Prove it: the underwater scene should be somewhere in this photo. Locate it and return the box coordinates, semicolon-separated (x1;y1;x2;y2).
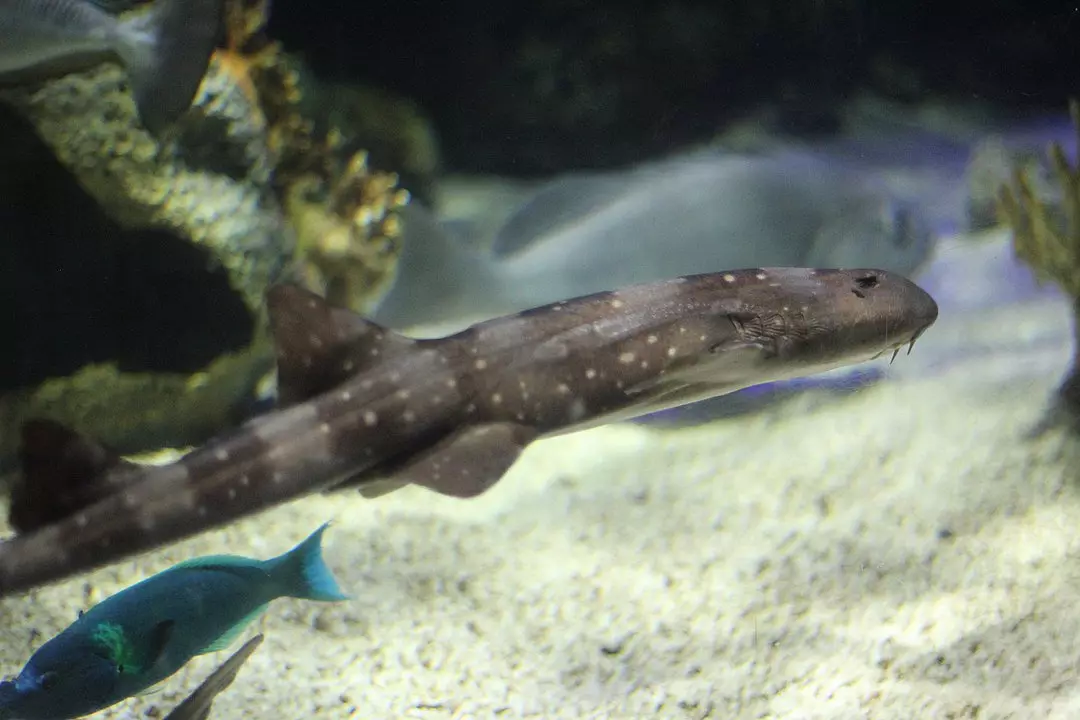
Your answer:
0;0;1079;717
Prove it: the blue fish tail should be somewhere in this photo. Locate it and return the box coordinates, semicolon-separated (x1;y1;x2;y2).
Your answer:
264;523;349;601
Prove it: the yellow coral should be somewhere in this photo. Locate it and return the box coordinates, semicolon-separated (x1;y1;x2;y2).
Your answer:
286;151;411;312
996;99;1080;297
214;0;278;110
210;0;413;313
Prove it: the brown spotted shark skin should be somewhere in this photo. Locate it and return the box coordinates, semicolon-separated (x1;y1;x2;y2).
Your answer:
0;267;938;596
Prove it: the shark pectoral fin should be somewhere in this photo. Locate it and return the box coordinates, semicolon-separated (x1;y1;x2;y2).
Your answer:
350;423;539;499
266;284;420;406
355;478;410;499
10;419;141;534
402;423;540;498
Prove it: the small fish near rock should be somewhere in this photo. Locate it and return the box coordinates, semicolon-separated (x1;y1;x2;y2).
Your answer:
0;0;224;134
0;525;345;719
0;267;938;597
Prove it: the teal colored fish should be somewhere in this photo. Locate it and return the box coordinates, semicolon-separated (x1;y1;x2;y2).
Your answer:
0;524;347;719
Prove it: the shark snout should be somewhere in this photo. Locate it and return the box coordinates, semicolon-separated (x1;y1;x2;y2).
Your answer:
844;269;938;331
829;268;940;359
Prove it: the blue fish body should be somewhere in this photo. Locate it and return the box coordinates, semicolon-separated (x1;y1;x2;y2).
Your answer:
0;524;347;719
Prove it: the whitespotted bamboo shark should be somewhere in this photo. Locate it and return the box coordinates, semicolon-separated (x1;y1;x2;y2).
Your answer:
0;267;938;596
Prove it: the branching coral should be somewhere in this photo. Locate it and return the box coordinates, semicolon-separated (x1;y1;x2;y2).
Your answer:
997;99;1080;412
285;152;411;312
218;0;411;312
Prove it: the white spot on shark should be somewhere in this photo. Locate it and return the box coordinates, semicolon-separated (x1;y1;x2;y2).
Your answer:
214;448;229;461
396;389;411;400
585;368;597;379
619;352;636;364
557;383;571;395
364;411;378;427
647;335;658;344
319;422;331;434
491;393;503;405
756;272;767;280
723;274;735;283
475;358;488;370
610;298;625;309
341;390;352;401
403;410;416;423
342;360;355;372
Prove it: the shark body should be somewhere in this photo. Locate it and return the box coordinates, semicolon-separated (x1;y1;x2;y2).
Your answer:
0;267;938;596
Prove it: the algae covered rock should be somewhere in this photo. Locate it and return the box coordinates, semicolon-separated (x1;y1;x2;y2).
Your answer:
0;52;291;467
0;0;412;468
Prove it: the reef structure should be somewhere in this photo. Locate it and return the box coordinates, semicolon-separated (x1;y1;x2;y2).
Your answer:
996;99;1080;417
0;0;413;467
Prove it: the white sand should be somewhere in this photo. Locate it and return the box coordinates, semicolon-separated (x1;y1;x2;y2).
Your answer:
3;236;1080;719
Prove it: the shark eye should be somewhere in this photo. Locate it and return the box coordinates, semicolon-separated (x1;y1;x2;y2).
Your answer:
855;274;879;290
851;274;879;298
38;672;58;691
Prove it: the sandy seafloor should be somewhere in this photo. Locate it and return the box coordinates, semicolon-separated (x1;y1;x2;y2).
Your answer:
4;231;1080;719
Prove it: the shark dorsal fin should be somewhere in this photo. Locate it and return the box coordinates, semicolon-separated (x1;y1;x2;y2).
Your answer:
266;284;416;406
11;419;140;534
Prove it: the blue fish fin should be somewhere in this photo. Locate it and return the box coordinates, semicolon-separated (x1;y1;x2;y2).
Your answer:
263;523;350;602
170;554;260;571
146;619;176;667
199;605;267;655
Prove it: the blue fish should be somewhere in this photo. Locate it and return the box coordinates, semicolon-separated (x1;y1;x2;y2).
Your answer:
0;524;347;720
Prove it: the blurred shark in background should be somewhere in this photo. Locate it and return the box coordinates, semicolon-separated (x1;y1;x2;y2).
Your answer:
374;147;936;331
0;0;223;134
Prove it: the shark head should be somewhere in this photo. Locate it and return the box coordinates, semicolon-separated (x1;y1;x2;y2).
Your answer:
534;266;939;426
704;267;939;381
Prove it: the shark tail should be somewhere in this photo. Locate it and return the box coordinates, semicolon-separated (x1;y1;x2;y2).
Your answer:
263;523;350;602
115;0;224;134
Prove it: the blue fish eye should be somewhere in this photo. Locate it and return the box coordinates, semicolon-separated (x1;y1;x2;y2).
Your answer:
38;672;58;691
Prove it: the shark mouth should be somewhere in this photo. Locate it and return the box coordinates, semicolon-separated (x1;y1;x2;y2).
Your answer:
877;325;930;365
